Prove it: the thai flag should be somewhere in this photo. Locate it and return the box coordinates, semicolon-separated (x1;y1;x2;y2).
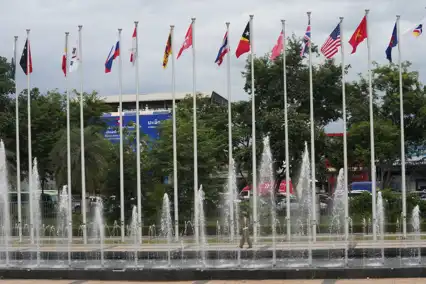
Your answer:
105;41;120;73
215;31;229;66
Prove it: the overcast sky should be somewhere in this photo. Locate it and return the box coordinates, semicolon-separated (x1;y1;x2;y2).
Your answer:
1;0;426;132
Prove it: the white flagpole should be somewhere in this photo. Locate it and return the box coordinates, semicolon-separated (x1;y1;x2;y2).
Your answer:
281;19;291;241
339;16;349;266
14;35;23;243
397;15;407;238
248;15;258;244
307;12;317;242
225;22;234;242
134;21;142;243
65;32;73;265
25;29;34;245
78;25;87;245
64;31;73;266
118;28;125;243
365;9;377;241
170;25;179;242
191;17;199;244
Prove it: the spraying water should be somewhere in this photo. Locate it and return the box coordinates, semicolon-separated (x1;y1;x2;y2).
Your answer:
376;191;385;264
222;158;239;242
197;186;207;266
259;136;277;266
412;205;421;263
57;185;71;265
161;194;173;266
294;142;313;265
130;206;138;266
92;199;105;267
31;158;42;266
0;141;10;266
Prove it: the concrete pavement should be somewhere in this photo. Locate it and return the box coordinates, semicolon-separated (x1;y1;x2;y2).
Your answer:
2;280;426;283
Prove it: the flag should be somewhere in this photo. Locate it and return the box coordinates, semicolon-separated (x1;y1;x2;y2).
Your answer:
105;41;120;73
412;24;423;37
385;23;398;63
19;39;32;75
177;23;193;59
300;19;311;57
62;43;67;76
321;23;341;59
69;44;80;73
214;31;229;66
236;22;250;58
130;27;137;65
162;31;172;68
349;16;367;54
270;31;283;61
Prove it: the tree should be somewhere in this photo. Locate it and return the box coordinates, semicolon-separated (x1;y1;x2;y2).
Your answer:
239;36;346;186
50;126;113;195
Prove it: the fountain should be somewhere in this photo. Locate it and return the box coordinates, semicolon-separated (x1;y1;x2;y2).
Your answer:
57;185;71;265
31;158;42;266
91;199;105;267
411;205;421;264
329;168;346;266
377;191;385;265
221;158;239;243
258;136;277;266
130;205;138;266
0;141;10;266
197;186;207;266
161;193;173;266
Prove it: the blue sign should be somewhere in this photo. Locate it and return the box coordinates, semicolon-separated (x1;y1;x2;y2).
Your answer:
101;113;171;143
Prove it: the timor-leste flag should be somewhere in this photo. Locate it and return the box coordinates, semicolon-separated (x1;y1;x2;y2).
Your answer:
349;16;367;54
236;22;250;58
162;31;172;68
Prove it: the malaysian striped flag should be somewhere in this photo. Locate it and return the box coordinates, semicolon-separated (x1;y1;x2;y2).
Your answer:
321;24;341;59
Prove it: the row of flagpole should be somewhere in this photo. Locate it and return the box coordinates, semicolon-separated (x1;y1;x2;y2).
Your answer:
11;9;408;243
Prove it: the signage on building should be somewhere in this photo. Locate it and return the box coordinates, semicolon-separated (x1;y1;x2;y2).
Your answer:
101;113;171;143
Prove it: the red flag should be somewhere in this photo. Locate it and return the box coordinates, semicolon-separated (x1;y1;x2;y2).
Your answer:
236;22;250;58
349;16;367;54
270;31;283;61
130;27;137;65
177;23;193;59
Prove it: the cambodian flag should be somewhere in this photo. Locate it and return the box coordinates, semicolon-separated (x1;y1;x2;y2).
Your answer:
215;31;229;66
105;41;120;73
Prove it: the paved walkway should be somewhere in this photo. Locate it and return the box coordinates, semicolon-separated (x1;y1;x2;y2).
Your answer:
1;280;426;283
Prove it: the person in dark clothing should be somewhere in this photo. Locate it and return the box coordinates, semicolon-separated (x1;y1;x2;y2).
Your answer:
239;211;252;248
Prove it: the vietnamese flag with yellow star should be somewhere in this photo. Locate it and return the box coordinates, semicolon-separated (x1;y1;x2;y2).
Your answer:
349;16;367;54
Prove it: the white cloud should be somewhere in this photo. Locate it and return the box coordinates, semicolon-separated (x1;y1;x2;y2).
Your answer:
1;0;426;104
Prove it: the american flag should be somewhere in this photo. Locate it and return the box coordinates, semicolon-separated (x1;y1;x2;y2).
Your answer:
321;24;341;59
300;19;311;57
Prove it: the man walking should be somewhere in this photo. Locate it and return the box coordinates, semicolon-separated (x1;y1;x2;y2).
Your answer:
239;211;252;248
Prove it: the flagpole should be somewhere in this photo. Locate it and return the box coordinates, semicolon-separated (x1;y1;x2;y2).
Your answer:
134;21;142;243
170;25;179;242
248;14;258;244
307;11;317;243
118;28;125;243
396;15;407;238
25;29;34;246
365;9;377;241
224;21;235;242
64;31;72;266
281;20;291;241
14;35;23;243
339;16;349;266
78;25;87;245
191;17;199;245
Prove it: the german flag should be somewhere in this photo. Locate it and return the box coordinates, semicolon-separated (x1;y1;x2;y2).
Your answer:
162;31;172;68
236;22;250;58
